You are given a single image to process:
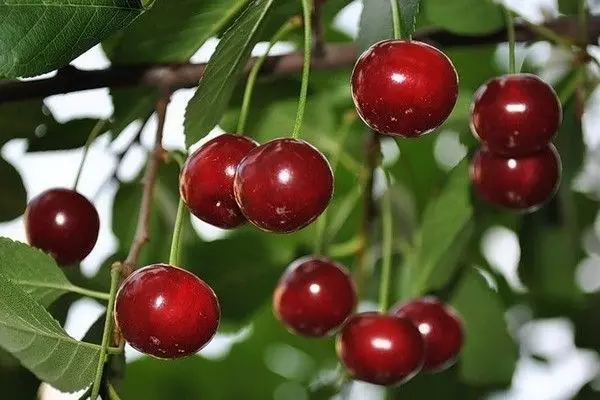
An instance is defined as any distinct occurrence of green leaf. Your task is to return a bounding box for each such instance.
[184,0,276,147]
[357,0,393,53]
[0,0,148,78]
[0,272,101,392]
[425,0,504,34]
[404,161,473,297]
[558,0,578,15]
[398,0,421,39]
[450,268,517,385]
[109,88,156,137]
[0,159,26,222]
[27,118,105,152]
[0,238,77,306]
[107,0,248,64]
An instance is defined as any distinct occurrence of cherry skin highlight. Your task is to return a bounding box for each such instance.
[273,256,357,337]
[336,312,425,386]
[471,74,561,155]
[180,134,258,229]
[391,297,464,372]
[114,264,220,359]
[24,188,99,266]
[470,145,561,212]
[351,40,459,138]
[233,138,334,233]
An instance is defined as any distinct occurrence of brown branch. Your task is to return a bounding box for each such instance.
[312,0,327,58]
[1,15,599,103]
[120,95,170,276]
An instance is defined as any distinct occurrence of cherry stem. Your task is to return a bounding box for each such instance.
[107,383,122,400]
[90,266,120,400]
[390,0,402,40]
[237,18,300,135]
[66,284,110,301]
[378,172,394,313]
[73,119,107,192]
[291,0,313,140]
[314,111,356,255]
[169,152,187,267]
[503,5,517,74]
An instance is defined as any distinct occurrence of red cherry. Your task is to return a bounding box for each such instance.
[24,188,99,266]
[471,74,561,155]
[391,297,464,372]
[471,145,561,212]
[336,312,425,386]
[180,134,258,229]
[114,264,220,359]
[273,256,357,337]
[233,138,333,233]
[351,40,459,138]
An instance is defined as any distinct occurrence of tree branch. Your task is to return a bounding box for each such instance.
[0,15,598,103]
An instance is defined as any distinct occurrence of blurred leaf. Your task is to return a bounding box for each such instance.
[0,271,101,392]
[392,366,481,399]
[0,159,26,222]
[558,0,579,15]
[0,0,149,78]
[184,0,277,147]
[122,305,337,399]
[0,101,46,144]
[451,268,517,385]
[425,0,503,34]
[404,161,473,297]
[110,88,156,137]
[0,238,79,306]
[0,350,39,400]
[27,118,105,152]
[399,0,422,39]
[107,0,248,64]
[357,0,394,53]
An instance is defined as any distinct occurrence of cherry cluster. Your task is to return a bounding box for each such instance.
[273,256,464,386]
[470,74,563,211]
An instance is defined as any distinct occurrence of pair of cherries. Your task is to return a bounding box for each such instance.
[273,257,464,386]
[470,74,563,211]
[180,135,333,234]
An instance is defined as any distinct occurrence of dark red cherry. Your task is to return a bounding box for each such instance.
[24,188,99,266]
[114,264,220,359]
[233,138,333,233]
[471,74,561,155]
[391,297,464,372]
[351,40,459,138]
[273,256,357,337]
[180,134,258,229]
[471,145,561,212]
[336,312,425,386]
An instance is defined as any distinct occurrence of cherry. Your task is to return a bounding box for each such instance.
[336,312,425,386]
[233,138,333,233]
[114,264,220,359]
[351,40,458,138]
[470,145,561,212]
[24,188,99,266]
[471,74,561,155]
[273,256,357,337]
[180,134,258,229]
[391,297,464,372]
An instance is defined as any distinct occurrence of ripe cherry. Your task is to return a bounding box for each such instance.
[24,188,99,266]
[273,256,357,337]
[471,74,561,155]
[233,138,333,233]
[351,40,459,137]
[391,297,464,372]
[471,145,561,212]
[336,312,425,386]
[114,264,220,359]
[180,134,258,229]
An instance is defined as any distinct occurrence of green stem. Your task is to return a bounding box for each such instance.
[504,6,516,74]
[580,0,588,46]
[389,0,402,40]
[314,112,356,255]
[378,173,394,312]
[66,284,110,301]
[291,0,313,140]
[328,236,365,258]
[169,197,186,266]
[107,383,122,400]
[558,68,585,105]
[73,119,107,191]
[106,347,122,355]
[525,20,574,49]
[238,19,299,134]
[90,267,120,400]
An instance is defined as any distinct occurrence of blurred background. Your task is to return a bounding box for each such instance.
[2,0,600,399]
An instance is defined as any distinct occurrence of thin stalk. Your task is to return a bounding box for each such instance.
[66,284,110,301]
[390,0,402,40]
[238,18,299,134]
[292,0,313,139]
[73,119,107,191]
[107,383,123,400]
[504,5,516,74]
[169,197,186,266]
[90,267,120,400]
[377,173,394,312]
